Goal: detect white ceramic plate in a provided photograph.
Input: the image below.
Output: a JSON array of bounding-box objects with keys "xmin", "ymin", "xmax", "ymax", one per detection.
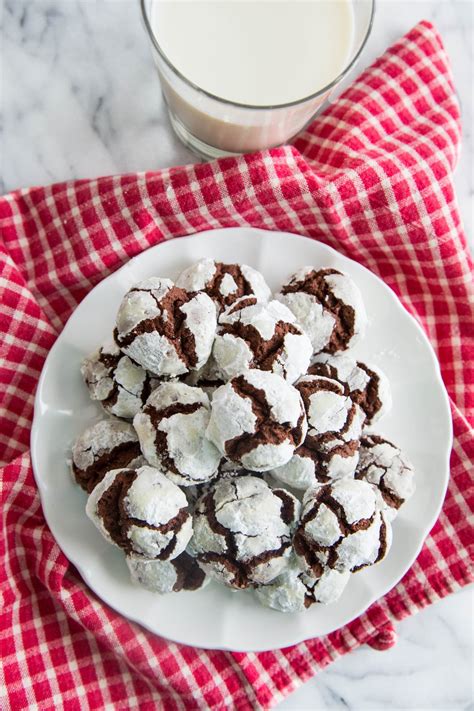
[{"xmin": 31, "ymin": 228, "xmax": 452, "ymax": 652}]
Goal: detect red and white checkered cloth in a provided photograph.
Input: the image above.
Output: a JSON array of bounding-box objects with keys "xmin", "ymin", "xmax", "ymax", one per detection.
[{"xmin": 1, "ymin": 20, "xmax": 473, "ymax": 710}]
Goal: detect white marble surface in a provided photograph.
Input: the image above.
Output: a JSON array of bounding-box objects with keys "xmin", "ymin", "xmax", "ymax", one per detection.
[
  {"xmin": 1, "ymin": 1, "xmax": 472, "ymax": 709},
  {"xmin": 278, "ymin": 588, "xmax": 473, "ymax": 711}
]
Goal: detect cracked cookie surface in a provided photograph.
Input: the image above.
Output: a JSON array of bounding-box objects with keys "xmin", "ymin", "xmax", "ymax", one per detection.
[
  {"xmin": 191, "ymin": 475, "xmax": 300, "ymax": 589},
  {"xmin": 126, "ymin": 551, "xmax": 208, "ymax": 593},
  {"xmin": 176, "ymin": 258, "xmax": 271, "ymax": 311},
  {"xmin": 86, "ymin": 465, "xmax": 193, "ymax": 560},
  {"xmin": 277, "ymin": 267, "xmax": 367, "ymax": 354},
  {"xmin": 255, "ymin": 556, "xmax": 350, "ymax": 612},
  {"xmin": 271, "ymin": 375, "xmax": 364, "ymax": 489},
  {"xmin": 213, "ymin": 297, "xmax": 312, "ymax": 383},
  {"xmin": 133, "ymin": 381, "xmax": 222, "ymax": 486},
  {"xmin": 355, "ymin": 434, "xmax": 415, "ymax": 520},
  {"xmin": 293, "ymin": 478, "xmax": 392, "ymax": 574},
  {"xmin": 206, "ymin": 370, "xmax": 307, "ymax": 471},
  {"xmin": 81, "ymin": 340, "xmax": 157, "ymax": 419},
  {"xmin": 185, "ymin": 463, "xmax": 263, "ymax": 511},
  {"xmin": 71, "ymin": 419, "xmax": 144, "ymax": 493},
  {"xmin": 309, "ymin": 353, "xmax": 392, "ymax": 425},
  {"xmin": 115, "ymin": 277, "xmax": 217, "ymax": 376}
]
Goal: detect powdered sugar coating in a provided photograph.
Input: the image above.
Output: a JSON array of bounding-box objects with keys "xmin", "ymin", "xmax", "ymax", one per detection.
[
  {"xmin": 127, "ymin": 554, "xmax": 180, "ymax": 593},
  {"xmin": 175, "ymin": 258, "xmax": 271, "ymax": 311},
  {"xmin": 71, "ymin": 419, "xmax": 143, "ymax": 492},
  {"xmin": 115, "ymin": 277, "xmax": 217, "ymax": 376},
  {"xmin": 277, "ymin": 267, "xmax": 367, "ymax": 354},
  {"xmin": 271, "ymin": 436, "xmax": 360, "ymax": 490},
  {"xmin": 240, "ymin": 264, "xmax": 272, "ymax": 303},
  {"xmin": 73, "ymin": 257, "xmax": 402, "ymax": 605},
  {"xmin": 213, "ymin": 299, "xmax": 312, "ymax": 383},
  {"xmin": 117, "ymin": 278, "xmax": 171, "ymax": 334},
  {"xmin": 206, "ymin": 370, "xmax": 307, "ymax": 471},
  {"xmin": 310, "ymin": 353, "xmax": 366, "ymax": 390},
  {"xmin": 86, "ymin": 466, "xmax": 192, "ymax": 560},
  {"xmin": 310, "ymin": 354, "xmax": 392, "ymax": 425},
  {"xmin": 192, "ymin": 476, "xmax": 301, "ymax": 588},
  {"xmin": 356, "ymin": 434, "xmax": 415, "ymax": 520},
  {"xmin": 133, "ymin": 381, "xmax": 221, "ymax": 486},
  {"xmin": 180, "ymin": 294, "xmax": 218, "ymax": 369},
  {"xmin": 277, "ymin": 291, "xmax": 335, "ymax": 354},
  {"xmin": 271, "ymin": 454, "xmax": 317, "ymax": 491},
  {"xmin": 81, "ymin": 340, "xmax": 157, "ymax": 419},
  {"xmin": 255, "ymin": 557, "xmax": 350, "ymax": 612},
  {"xmin": 297, "ymin": 375, "xmax": 365, "ymax": 440},
  {"xmin": 290, "ymin": 374, "xmax": 364, "ymax": 486},
  {"xmin": 126, "ymin": 552, "xmax": 209, "ymax": 593},
  {"xmin": 121, "ymin": 330, "xmax": 186, "ymax": 377},
  {"xmin": 207, "ymin": 383, "xmax": 257, "ymax": 445},
  {"xmin": 125, "ymin": 466, "xmax": 187, "ymax": 523},
  {"xmin": 176, "ymin": 258, "xmax": 217, "ymax": 292},
  {"xmin": 214, "ymin": 335, "xmax": 253, "ymax": 380},
  {"xmin": 185, "ymin": 465, "xmax": 259, "ymax": 511},
  {"xmin": 294, "ymin": 479, "xmax": 392, "ymax": 574},
  {"xmin": 72, "ymin": 420, "xmax": 136, "ymax": 472}
]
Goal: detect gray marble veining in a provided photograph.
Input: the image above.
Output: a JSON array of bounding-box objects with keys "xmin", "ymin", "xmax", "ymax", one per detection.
[
  {"xmin": 1, "ymin": 1, "xmax": 472, "ymax": 708},
  {"xmin": 278, "ymin": 587, "xmax": 473, "ymax": 710}
]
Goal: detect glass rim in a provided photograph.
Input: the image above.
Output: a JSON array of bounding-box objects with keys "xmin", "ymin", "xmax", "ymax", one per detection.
[{"xmin": 140, "ymin": 0, "xmax": 376, "ymax": 111}]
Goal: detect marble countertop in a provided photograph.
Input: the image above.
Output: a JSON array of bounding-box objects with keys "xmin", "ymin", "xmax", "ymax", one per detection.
[{"xmin": 1, "ymin": 1, "xmax": 472, "ymax": 708}]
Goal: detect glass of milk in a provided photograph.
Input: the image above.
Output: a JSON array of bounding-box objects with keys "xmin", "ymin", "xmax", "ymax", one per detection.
[{"xmin": 140, "ymin": 0, "xmax": 374, "ymax": 159}]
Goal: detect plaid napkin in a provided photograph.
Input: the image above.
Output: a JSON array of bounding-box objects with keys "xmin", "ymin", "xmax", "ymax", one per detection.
[{"xmin": 1, "ymin": 21, "xmax": 473, "ymax": 711}]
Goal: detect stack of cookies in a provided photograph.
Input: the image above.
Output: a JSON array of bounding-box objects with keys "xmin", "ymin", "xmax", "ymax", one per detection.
[{"xmin": 71, "ymin": 258, "xmax": 415, "ymax": 613}]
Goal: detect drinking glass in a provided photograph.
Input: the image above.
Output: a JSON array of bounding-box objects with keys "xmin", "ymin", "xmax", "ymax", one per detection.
[{"xmin": 140, "ymin": 0, "xmax": 375, "ymax": 159}]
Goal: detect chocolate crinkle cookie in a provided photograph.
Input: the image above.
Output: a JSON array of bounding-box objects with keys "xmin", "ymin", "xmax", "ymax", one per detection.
[
  {"xmin": 271, "ymin": 375, "xmax": 364, "ymax": 489},
  {"xmin": 191, "ymin": 476, "xmax": 300, "ymax": 589},
  {"xmin": 126, "ymin": 551, "xmax": 208, "ymax": 594},
  {"xmin": 71, "ymin": 419, "xmax": 144, "ymax": 493},
  {"xmin": 133, "ymin": 381, "xmax": 222, "ymax": 486},
  {"xmin": 206, "ymin": 370, "xmax": 307, "ymax": 471},
  {"xmin": 212, "ymin": 297, "xmax": 312, "ymax": 383},
  {"xmin": 293, "ymin": 478, "xmax": 392, "ymax": 575},
  {"xmin": 276, "ymin": 267, "xmax": 367, "ymax": 354},
  {"xmin": 255, "ymin": 556, "xmax": 350, "ymax": 612},
  {"xmin": 175, "ymin": 258, "xmax": 271, "ymax": 311},
  {"xmin": 81, "ymin": 340, "xmax": 158, "ymax": 419},
  {"xmin": 86, "ymin": 465, "xmax": 193, "ymax": 560},
  {"xmin": 309, "ymin": 353, "xmax": 392, "ymax": 425},
  {"xmin": 355, "ymin": 434, "xmax": 415, "ymax": 520},
  {"xmin": 115, "ymin": 277, "xmax": 217, "ymax": 377}
]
